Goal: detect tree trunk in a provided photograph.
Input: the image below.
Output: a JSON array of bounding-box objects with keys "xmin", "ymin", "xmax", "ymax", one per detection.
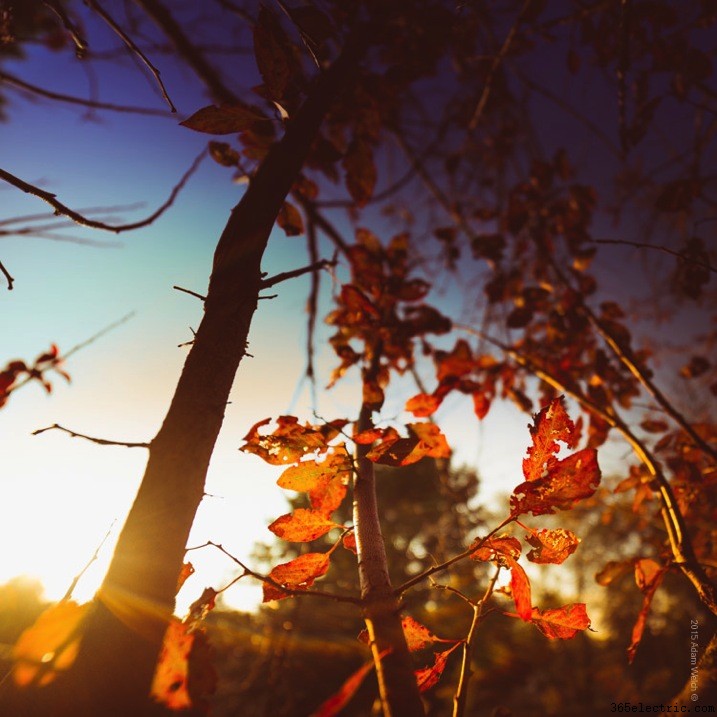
[
  {"xmin": 354, "ymin": 362, "xmax": 426, "ymax": 716},
  {"xmin": 3, "ymin": 31, "xmax": 368, "ymax": 717}
]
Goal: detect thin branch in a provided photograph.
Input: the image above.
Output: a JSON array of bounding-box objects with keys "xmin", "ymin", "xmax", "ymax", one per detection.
[
  {"xmin": 43, "ymin": 0, "xmax": 89, "ymax": 57},
  {"xmin": 0, "ymin": 203, "xmax": 146, "ymax": 227},
  {"xmin": 452, "ymin": 567, "xmax": 501, "ymax": 717},
  {"xmin": 593, "ymin": 237, "xmax": 717, "ymax": 274},
  {"xmin": 260, "ymin": 258, "xmax": 336, "ymax": 289},
  {"xmin": 84, "ymin": 0, "xmax": 176, "ymax": 112},
  {"xmin": 298, "ymin": 198, "xmax": 350, "ymax": 254},
  {"xmin": 33, "ymin": 423, "xmax": 150, "ymax": 448},
  {"xmin": 173, "ymin": 285, "xmax": 207, "ymax": 301},
  {"xmin": 305, "ymin": 216, "xmax": 319, "ymax": 395},
  {"xmin": 134, "ymin": 0, "xmax": 239, "ymax": 104},
  {"xmin": 0, "ymin": 260, "xmax": 14, "ymax": 290},
  {"xmin": 0, "ymin": 71, "xmax": 171, "ymax": 116},
  {"xmin": 187, "ymin": 541, "xmax": 361, "ymax": 604},
  {"xmin": 468, "ymin": 0, "xmax": 532, "ymax": 131},
  {"xmin": 394, "ymin": 516, "xmax": 515, "ymax": 596},
  {"xmin": 0, "ymin": 149, "xmax": 205, "ymax": 234},
  {"xmin": 62, "ymin": 520, "xmax": 117, "ymax": 601}
]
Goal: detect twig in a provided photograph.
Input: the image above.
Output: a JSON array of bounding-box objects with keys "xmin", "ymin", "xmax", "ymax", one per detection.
[
  {"xmin": 0, "ymin": 149, "xmax": 205, "ymax": 234},
  {"xmin": 186, "ymin": 541, "xmax": 361, "ymax": 604},
  {"xmin": 452, "ymin": 567, "xmax": 501, "ymax": 717},
  {"xmin": 62, "ymin": 520, "xmax": 117, "ymax": 600},
  {"xmin": 84, "ymin": 0, "xmax": 176, "ymax": 112},
  {"xmin": 0, "ymin": 203, "xmax": 145, "ymax": 227},
  {"xmin": 260, "ymin": 258, "xmax": 336, "ymax": 289},
  {"xmin": 0, "ymin": 260, "xmax": 13, "ymax": 290},
  {"xmin": 173, "ymin": 285, "xmax": 207, "ymax": 301},
  {"xmin": 468, "ymin": 0, "xmax": 532, "ymax": 131},
  {"xmin": 305, "ymin": 216, "xmax": 319, "ymax": 392},
  {"xmin": 33, "ymin": 423, "xmax": 150, "ymax": 448},
  {"xmin": 593, "ymin": 237, "xmax": 717, "ymax": 274},
  {"xmin": 394, "ymin": 516, "xmax": 515, "ymax": 596},
  {"xmin": 297, "ymin": 199, "xmax": 350, "ymax": 254},
  {"xmin": 0, "ymin": 71, "xmax": 171, "ymax": 116},
  {"xmin": 43, "ymin": 0, "xmax": 89, "ymax": 57}
]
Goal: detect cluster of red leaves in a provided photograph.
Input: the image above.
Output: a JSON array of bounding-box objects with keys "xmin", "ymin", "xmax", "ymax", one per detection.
[
  {"xmin": 510, "ymin": 397, "xmax": 601, "ymax": 516},
  {"xmin": 355, "ymin": 422, "xmax": 451, "ymax": 467},
  {"xmin": 405, "ymin": 338, "xmax": 528, "ymax": 422},
  {"xmin": 326, "ymin": 230, "xmax": 451, "ymax": 399},
  {"xmin": 0, "ymin": 344, "xmax": 69, "ymax": 409},
  {"xmin": 240, "ymin": 416, "xmax": 353, "ymax": 602}
]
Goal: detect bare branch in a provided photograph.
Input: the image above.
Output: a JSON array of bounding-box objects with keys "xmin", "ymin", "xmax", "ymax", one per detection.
[
  {"xmin": 0, "ymin": 260, "xmax": 14, "ymax": 290},
  {"xmin": 62, "ymin": 520, "xmax": 117, "ymax": 601},
  {"xmin": 260, "ymin": 258, "xmax": 336, "ymax": 289},
  {"xmin": 0, "ymin": 71, "xmax": 171, "ymax": 116},
  {"xmin": 33, "ymin": 423, "xmax": 150, "ymax": 448},
  {"xmin": 84, "ymin": 0, "xmax": 176, "ymax": 112},
  {"xmin": 173, "ymin": 285, "xmax": 207, "ymax": 301},
  {"xmin": 593, "ymin": 237, "xmax": 717, "ymax": 274},
  {"xmin": 0, "ymin": 149, "xmax": 205, "ymax": 234},
  {"xmin": 43, "ymin": 0, "xmax": 88, "ymax": 57}
]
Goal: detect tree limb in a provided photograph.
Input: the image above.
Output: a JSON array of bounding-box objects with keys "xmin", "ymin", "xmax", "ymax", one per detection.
[{"xmin": 33, "ymin": 423, "xmax": 149, "ymax": 448}]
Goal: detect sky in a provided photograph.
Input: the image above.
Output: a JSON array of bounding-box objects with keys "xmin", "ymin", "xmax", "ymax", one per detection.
[{"xmin": 0, "ymin": 2, "xmax": 712, "ymax": 617}]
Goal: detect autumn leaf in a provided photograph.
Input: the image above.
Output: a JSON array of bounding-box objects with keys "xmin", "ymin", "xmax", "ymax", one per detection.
[
  {"xmin": 415, "ymin": 642, "xmax": 462, "ymax": 692},
  {"xmin": 180, "ymin": 104, "xmax": 265, "ymax": 134},
  {"xmin": 366, "ymin": 422, "xmax": 451, "ymax": 466},
  {"xmin": 627, "ymin": 559, "xmax": 666, "ymax": 663},
  {"xmin": 208, "ymin": 141, "xmax": 240, "ymax": 167},
  {"xmin": 151, "ymin": 619, "xmax": 194, "ymax": 710},
  {"xmin": 405, "ymin": 392, "xmax": 442, "ymax": 417},
  {"xmin": 342, "ymin": 531, "xmax": 357, "ymax": 554},
  {"xmin": 254, "ymin": 6, "xmax": 296, "ymax": 100},
  {"xmin": 470, "ymin": 535, "xmax": 522, "ymax": 563},
  {"xmin": 263, "ymin": 552, "xmax": 330, "ymax": 602},
  {"xmin": 401, "ymin": 616, "xmax": 456, "ymax": 652},
  {"xmin": 269, "ymin": 509, "xmax": 342, "ymax": 542},
  {"xmin": 13, "ymin": 601, "xmax": 88, "ymax": 687},
  {"xmin": 525, "ymin": 528, "xmax": 580, "ymax": 565},
  {"xmin": 522, "ymin": 397, "xmax": 578, "ymax": 482},
  {"xmin": 343, "ymin": 139, "xmax": 376, "ymax": 206},
  {"xmin": 595, "ymin": 560, "xmax": 633, "ymax": 586},
  {"xmin": 177, "ymin": 562, "xmax": 195, "ymax": 592},
  {"xmin": 528, "ymin": 603, "xmax": 591, "ymax": 639},
  {"xmin": 310, "ymin": 657, "xmax": 378, "ymax": 717},
  {"xmin": 508, "ymin": 558, "xmax": 532, "ymax": 621},
  {"xmin": 277, "ymin": 201, "xmax": 305, "ymax": 236},
  {"xmin": 510, "ymin": 447, "xmax": 601, "ymax": 516}
]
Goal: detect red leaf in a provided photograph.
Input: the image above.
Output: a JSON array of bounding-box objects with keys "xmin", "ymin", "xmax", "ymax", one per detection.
[
  {"xmin": 525, "ymin": 528, "xmax": 580, "ymax": 565},
  {"xmin": 472, "ymin": 391, "xmax": 491, "ymax": 420},
  {"xmin": 254, "ymin": 6, "xmax": 296, "ymax": 100},
  {"xmin": 405, "ymin": 392, "xmax": 442, "ymax": 418},
  {"xmin": 627, "ymin": 559, "xmax": 666, "ymax": 663},
  {"xmin": 180, "ymin": 104, "xmax": 265, "ymax": 134},
  {"xmin": 522, "ymin": 397, "xmax": 578, "ymax": 482},
  {"xmin": 529, "ymin": 603, "xmax": 591, "ymax": 639},
  {"xmin": 415, "ymin": 642, "xmax": 462, "ymax": 693},
  {"xmin": 470, "ymin": 535, "xmax": 522, "ymax": 563},
  {"xmin": 176, "ymin": 562, "xmax": 195, "ymax": 592},
  {"xmin": 310, "ymin": 658, "xmax": 377, "ymax": 717},
  {"xmin": 151, "ymin": 619, "xmax": 194, "ymax": 710},
  {"xmin": 401, "ymin": 616, "xmax": 455, "ymax": 652},
  {"xmin": 511, "ymin": 447, "xmax": 601, "ymax": 516},
  {"xmin": 342, "ymin": 532, "xmax": 357, "ymax": 554},
  {"xmin": 277, "ymin": 201, "xmax": 305, "ymax": 236},
  {"xmin": 508, "ymin": 558, "xmax": 532, "ymax": 621},
  {"xmin": 268, "ymin": 509, "xmax": 341, "ymax": 542},
  {"xmin": 366, "ymin": 423, "xmax": 450, "ymax": 467},
  {"xmin": 263, "ymin": 553, "xmax": 330, "ymax": 602}
]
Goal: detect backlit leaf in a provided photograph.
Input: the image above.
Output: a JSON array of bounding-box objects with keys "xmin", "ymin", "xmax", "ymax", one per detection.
[
  {"xmin": 627, "ymin": 559, "xmax": 666, "ymax": 663},
  {"xmin": 405, "ymin": 392, "xmax": 442, "ymax": 418},
  {"xmin": 263, "ymin": 552, "xmax": 330, "ymax": 602},
  {"xmin": 180, "ymin": 104, "xmax": 264, "ymax": 134},
  {"xmin": 508, "ymin": 558, "xmax": 532, "ymax": 621},
  {"xmin": 366, "ymin": 423, "xmax": 450, "ymax": 466},
  {"xmin": 470, "ymin": 535, "xmax": 522, "ymax": 563},
  {"xmin": 595, "ymin": 560, "xmax": 632, "ymax": 586},
  {"xmin": 277, "ymin": 201, "xmax": 304, "ymax": 236},
  {"xmin": 529, "ymin": 603, "xmax": 591, "ymax": 639},
  {"xmin": 310, "ymin": 657, "xmax": 377, "ymax": 717},
  {"xmin": 177, "ymin": 562, "xmax": 195, "ymax": 592},
  {"xmin": 13, "ymin": 601, "xmax": 88, "ymax": 687},
  {"xmin": 402, "ymin": 616, "xmax": 455, "ymax": 652},
  {"xmin": 415, "ymin": 642, "xmax": 461, "ymax": 692},
  {"xmin": 268, "ymin": 509, "xmax": 341, "ymax": 542},
  {"xmin": 151, "ymin": 619, "xmax": 194, "ymax": 710},
  {"xmin": 525, "ymin": 528, "xmax": 580, "ymax": 564}
]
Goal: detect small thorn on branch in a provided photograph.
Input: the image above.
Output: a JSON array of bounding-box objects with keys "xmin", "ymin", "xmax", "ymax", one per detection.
[{"xmin": 33, "ymin": 423, "xmax": 149, "ymax": 448}]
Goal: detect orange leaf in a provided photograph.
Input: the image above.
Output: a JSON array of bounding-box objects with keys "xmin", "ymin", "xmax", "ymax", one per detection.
[
  {"xmin": 177, "ymin": 562, "xmax": 195, "ymax": 592},
  {"xmin": 366, "ymin": 423, "xmax": 450, "ymax": 467},
  {"xmin": 269, "ymin": 509, "xmax": 341, "ymax": 542},
  {"xmin": 151, "ymin": 619, "xmax": 194, "ymax": 710},
  {"xmin": 13, "ymin": 601, "xmax": 88, "ymax": 687},
  {"xmin": 263, "ymin": 552, "xmax": 330, "ymax": 602},
  {"xmin": 405, "ymin": 392, "xmax": 442, "ymax": 418},
  {"xmin": 342, "ymin": 531, "xmax": 357, "ymax": 554},
  {"xmin": 472, "ymin": 391, "xmax": 491, "ymax": 420},
  {"xmin": 310, "ymin": 658, "xmax": 377, "ymax": 717},
  {"xmin": 401, "ymin": 616, "xmax": 455, "ymax": 652},
  {"xmin": 529, "ymin": 603, "xmax": 591, "ymax": 639},
  {"xmin": 508, "ymin": 558, "xmax": 532, "ymax": 621},
  {"xmin": 277, "ymin": 201, "xmax": 305, "ymax": 236},
  {"xmin": 180, "ymin": 103, "xmax": 264, "ymax": 134},
  {"xmin": 510, "ymin": 447, "xmax": 600, "ymax": 516},
  {"xmin": 470, "ymin": 535, "xmax": 522, "ymax": 563},
  {"xmin": 522, "ymin": 397, "xmax": 578, "ymax": 482},
  {"xmin": 525, "ymin": 528, "xmax": 580, "ymax": 565},
  {"xmin": 408, "ymin": 423, "xmax": 451, "ymax": 458},
  {"xmin": 415, "ymin": 642, "xmax": 462, "ymax": 693},
  {"xmin": 595, "ymin": 560, "xmax": 632, "ymax": 586},
  {"xmin": 627, "ymin": 559, "xmax": 666, "ymax": 663}
]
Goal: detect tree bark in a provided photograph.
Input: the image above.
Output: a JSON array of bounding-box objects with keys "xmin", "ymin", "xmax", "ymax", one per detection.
[
  {"xmin": 354, "ymin": 356, "xmax": 426, "ymax": 717},
  {"xmin": 3, "ymin": 30, "xmax": 368, "ymax": 717}
]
